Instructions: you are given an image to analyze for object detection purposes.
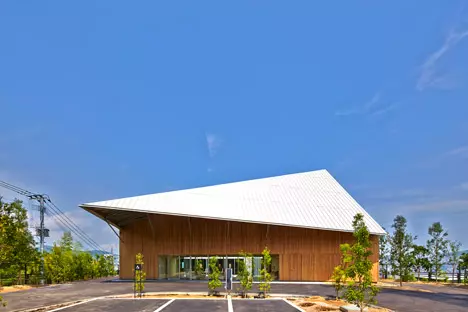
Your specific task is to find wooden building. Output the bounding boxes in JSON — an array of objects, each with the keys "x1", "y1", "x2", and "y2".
[{"x1": 81, "y1": 169, "x2": 385, "y2": 281}]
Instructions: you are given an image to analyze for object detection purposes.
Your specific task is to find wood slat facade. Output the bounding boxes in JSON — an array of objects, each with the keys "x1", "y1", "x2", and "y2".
[{"x1": 119, "y1": 213, "x2": 379, "y2": 281}]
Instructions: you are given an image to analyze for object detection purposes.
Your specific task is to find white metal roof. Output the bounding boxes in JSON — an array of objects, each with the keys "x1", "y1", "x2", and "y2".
[{"x1": 80, "y1": 169, "x2": 386, "y2": 235}]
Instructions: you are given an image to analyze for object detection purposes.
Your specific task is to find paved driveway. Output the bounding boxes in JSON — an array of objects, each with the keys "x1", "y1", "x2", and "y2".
[
  {"x1": 48, "y1": 298, "x2": 299, "y2": 312},
  {"x1": 2, "y1": 279, "x2": 467, "y2": 312}
]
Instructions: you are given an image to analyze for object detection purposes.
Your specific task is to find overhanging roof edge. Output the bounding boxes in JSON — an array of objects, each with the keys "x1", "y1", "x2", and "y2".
[{"x1": 80, "y1": 203, "x2": 386, "y2": 235}]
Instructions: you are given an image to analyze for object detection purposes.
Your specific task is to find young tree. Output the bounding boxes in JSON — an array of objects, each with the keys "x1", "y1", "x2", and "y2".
[
  {"x1": 134, "y1": 253, "x2": 146, "y2": 294},
  {"x1": 236, "y1": 251, "x2": 253, "y2": 298},
  {"x1": 448, "y1": 241, "x2": 461, "y2": 283},
  {"x1": 412, "y1": 245, "x2": 430, "y2": 281},
  {"x1": 379, "y1": 230, "x2": 390, "y2": 279},
  {"x1": 208, "y1": 256, "x2": 222, "y2": 295},
  {"x1": 426, "y1": 222, "x2": 449, "y2": 282},
  {"x1": 343, "y1": 213, "x2": 380, "y2": 312},
  {"x1": 389, "y1": 215, "x2": 416, "y2": 286},
  {"x1": 331, "y1": 243, "x2": 352, "y2": 299},
  {"x1": 194, "y1": 259, "x2": 204, "y2": 280},
  {"x1": 60, "y1": 232, "x2": 74, "y2": 252},
  {"x1": 259, "y1": 246, "x2": 273, "y2": 296}
]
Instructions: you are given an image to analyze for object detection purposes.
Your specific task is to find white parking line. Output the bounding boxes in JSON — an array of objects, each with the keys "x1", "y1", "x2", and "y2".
[
  {"x1": 48, "y1": 298, "x2": 101, "y2": 312},
  {"x1": 227, "y1": 295, "x2": 233, "y2": 312},
  {"x1": 153, "y1": 299, "x2": 175, "y2": 312}
]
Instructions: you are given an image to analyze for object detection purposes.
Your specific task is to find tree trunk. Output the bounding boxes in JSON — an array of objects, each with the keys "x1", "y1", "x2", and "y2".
[
  {"x1": 452, "y1": 266, "x2": 455, "y2": 284},
  {"x1": 417, "y1": 267, "x2": 420, "y2": 281},
  {"x1": 399, "y1": 264, "x2": 403, "y2": 287}
]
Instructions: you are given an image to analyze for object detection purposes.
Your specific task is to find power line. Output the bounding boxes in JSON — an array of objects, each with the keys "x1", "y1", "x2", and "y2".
[
  {"x1": 45, "y1": 200, "x2": 103, "y2": 251},
  {"x1": 45, "y1": 202, "x2": 105, "y2": 253},
  {"x1": 46, "y1": 199, "x2": 105, "y2": 252},
  {"x1": 0, "y1": 180, "x2": 107, "y2": 254}
]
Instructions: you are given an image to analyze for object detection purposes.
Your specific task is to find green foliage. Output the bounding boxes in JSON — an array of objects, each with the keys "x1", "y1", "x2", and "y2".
[
  {"x1": 236, "y1": 251, "x2": 253, "y2": 298},
  {"x1": 448, "y1": 241, "x2": 461, "y2": 282},
  {"x1": 389, "y1": 215, "x2": 416, "y2": 286},
  {"x1": 259, "y1": 246, "x2": 273, "y2": 295},
  {"x1": 194, "y1": 259, "x2": 204, "y2": 280},
  {"x1": 0, "y1": 198, "x2": 39, "y2": 305},
  {"x1": 43, "y1": 232, "x2": 115, "y2": 283},
  {"x1": 460, "y1": 253, "x2": 468, "y2": 284},
  {"x1": 331, "y1": 243, "x2": 352, "y2": 299},
  {"x1": 426, "y1": 222, "x2": 449, "y2": 282},
  {"x1": 378, "y1": 229, "x2": 390, "y2": 279},
  {"x1": 412, "y1": 245, "x2": 430, "y2": 281},
  {"x1": 342, "y1": 213, "x2": 380, "y2": 312},
  {"x1": 208, "y1": 256, "x2": 222, "y2": 293},
  {"x1": 134, "y1": 253, "x2": 146, "y2": 293}
]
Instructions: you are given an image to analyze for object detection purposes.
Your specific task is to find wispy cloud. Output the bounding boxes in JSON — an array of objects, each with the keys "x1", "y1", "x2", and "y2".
[
  {"x1": 335, "y1": 93, "x2": 398, "y2": 117},
  {"x1": 335, "y1": 93, "x2": 380, "y2": 116},
  {"x1": 417, "y1": 28, "x2": 468, "y2": 91},
  {"x1": 445, "y1": 145, "x2": 468, "y2": 158},
  {"x1": 370, "y1": 102, "x2": 399, "y2": 116},
  {"x1": 205, "y1": 133, "x2": 222, "y2": 158},
  {"x1": 459, "y1": 182, "x2": 468, "y2": 191}
]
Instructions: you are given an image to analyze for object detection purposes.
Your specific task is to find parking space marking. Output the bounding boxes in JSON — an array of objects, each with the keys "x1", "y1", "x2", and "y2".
[
  {"x1": 48, "y1": 298, "x2": 100, "y2": 312},
  {"x1": 227, "y1": 295, "x2": 233, "y2": 312},
  {"x1": 162, "y1": 299, "x2": 228, "y2": 312},
  {"x1": 154, "y1": 299, "x2": 175, "y2": 312}
]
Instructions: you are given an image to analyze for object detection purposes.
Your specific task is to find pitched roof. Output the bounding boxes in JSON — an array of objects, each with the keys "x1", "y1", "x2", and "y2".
[{"x1": 80, "y1": 169, "x2": 386, "y2": 235}]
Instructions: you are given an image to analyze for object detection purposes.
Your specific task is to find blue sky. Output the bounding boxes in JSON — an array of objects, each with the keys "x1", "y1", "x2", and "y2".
[{"x1": 1, "y1": 1, "x2": 468, "y2": 251}]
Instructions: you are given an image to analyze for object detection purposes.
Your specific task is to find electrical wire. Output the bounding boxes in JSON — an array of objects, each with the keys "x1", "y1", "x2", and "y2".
[
  {"x1": 45, "y1": 202, "x2": 106, "y2": 253},
  {"x1": 0, "y1": 180, "x2": 107, "y2": 254}
]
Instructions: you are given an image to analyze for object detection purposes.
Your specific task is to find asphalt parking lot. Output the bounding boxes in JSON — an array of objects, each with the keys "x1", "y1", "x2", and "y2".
[
  {"x1": 3, "y1": 279, "x2": 468, "y2": 312},
  {"x1": 50, "y1": 298, "x2": 301, "y2": 312}
]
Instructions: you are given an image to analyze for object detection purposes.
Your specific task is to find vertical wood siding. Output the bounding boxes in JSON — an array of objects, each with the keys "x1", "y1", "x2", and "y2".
[{"x1": 119, "y1": 214, "x2": 379, "y2": 281}]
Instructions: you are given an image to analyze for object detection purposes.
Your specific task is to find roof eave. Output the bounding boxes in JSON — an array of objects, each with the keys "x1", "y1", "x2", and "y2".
[{"x1": 79, "y1": 203, "x2": 386, "y2": 236}]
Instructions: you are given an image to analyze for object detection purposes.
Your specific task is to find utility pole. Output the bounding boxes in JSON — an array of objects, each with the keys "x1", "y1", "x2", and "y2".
[
  {"x1": 39, "y1": 196, "x2": 45, "y2": 285},
  {"x1": 28, "y1": 194, "x2": 49, "y2": 285}
]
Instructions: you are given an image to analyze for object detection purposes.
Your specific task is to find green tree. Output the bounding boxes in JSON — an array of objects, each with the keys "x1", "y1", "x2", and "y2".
[
  {"x1": 134, "y1": 253, "x2": 146, "y2": 294},
  {"x1": 236, "y1": 251, "x2": 253, "y2": 298},
  {"x1": 60, "y1": 232, "x2": 74, "y2": 252},
  {"x1": 412, "y1": 245, "x2": 430, "y2": 281},
  {"x1": 427, "y1": 222, "x2": 449, "y2": 282},
  {"x1": 105, "y1": 254, "x2": 116, "y2": 276},
  {"x1": 343, "y1": 213, "x2": 380, "y2": 312},
  {"x1": 194, "y1": 259, "x2": 204, "y2": 280},
  {"x1": 0, "y1": 199, "x2": 38, "y2": 289},
  {"x1": 208, "y1": 256, "x2": 222, "y2": 294},
  {"x1": 331, "y1": 243, "x2": 352, "y2": 299},
  {"x1": 447, "y1": 241, "x2": 461, "y2": 283},
  {"x1": 389, "y1": 215, "x2": 416, "y2": 286},
  {"x1": 259, "y1": 246, "x2": 273, "y2": 296},
  {"x1": 96, "y1": 254, "x2": 111, "y2": 277},
  {"x1": 460, "y1": 253, "x2": 468, "y2": 284},
  {"x1": 379, "y1": 230, "x2": 390, "y2": 279}
]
